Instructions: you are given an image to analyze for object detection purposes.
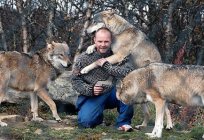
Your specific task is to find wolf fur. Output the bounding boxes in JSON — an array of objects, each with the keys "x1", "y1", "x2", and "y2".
[
  {"x1": 80, "y1": 10, "x2": 173, "y2": 130},
  {"x1": 0, "y1": 41, "x2": 72, "y2": 126},
  {"x1": 117, "y1": 62, "x2": 204, "y2": 138}
]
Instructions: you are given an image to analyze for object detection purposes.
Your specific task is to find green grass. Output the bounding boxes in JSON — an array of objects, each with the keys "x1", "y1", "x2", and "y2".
[{"x1": 0, "y1": 103, "x2": 203, "y2": 140}]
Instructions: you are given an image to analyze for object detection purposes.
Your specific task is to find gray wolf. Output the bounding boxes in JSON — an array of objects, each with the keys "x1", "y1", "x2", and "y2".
[
  {"x1": 117, "y1": 62, "x2": 204, "y2": 138},
  {"x1": 80, "y1": 10, "x2": 172, "y2": 129},
  {"x1": 0, "y1": 41, "x2": 72, "y2": 126}
]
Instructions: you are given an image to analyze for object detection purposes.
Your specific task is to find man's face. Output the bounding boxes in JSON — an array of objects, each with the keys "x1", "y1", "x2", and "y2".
[{"x1": 94, "y1": 30, "x2": 112, "y2": 54}]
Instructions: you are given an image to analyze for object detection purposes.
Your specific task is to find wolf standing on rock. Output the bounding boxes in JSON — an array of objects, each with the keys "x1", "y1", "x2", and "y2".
[
  {"x1": 0, "y1": 41, "x2": 72, "y2": 127},
  {"x1": 81, "y1": 10, "x2": 173, "y2": 130}
]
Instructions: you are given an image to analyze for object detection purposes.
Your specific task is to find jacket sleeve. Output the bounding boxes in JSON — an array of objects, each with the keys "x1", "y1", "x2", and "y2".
[
  {"x1": 71, "y1": 59, "x2": 94, "y2": 96},
  {"x1": 101, "y1": 56, "x2": 134, "y2": 78}
]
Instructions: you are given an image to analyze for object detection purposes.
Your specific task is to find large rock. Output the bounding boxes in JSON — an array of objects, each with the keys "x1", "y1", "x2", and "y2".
[
  {"x1": 4, "y1": 71, "x2": 79, "y2": 106},
  {"x1": 47, "y1": 71, "x2": 79, "y2": 105}
]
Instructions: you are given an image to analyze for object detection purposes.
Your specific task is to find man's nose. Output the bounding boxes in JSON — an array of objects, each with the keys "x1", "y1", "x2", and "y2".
[{"x1": 102, "y1": 42, "x2": 106, "y2": 46}]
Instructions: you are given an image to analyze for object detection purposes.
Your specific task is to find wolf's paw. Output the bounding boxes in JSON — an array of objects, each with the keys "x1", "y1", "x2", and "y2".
[
  {"x1": 86, "y1": 45, "x2": 95, "y2": 54},
  {"x1": 80, "y1": 67, "x2": 90, "y2": 74},
  {"x1": 31, "y1": 117, "x2": 44, "y2": 122},
  {"x1": 145, "y1": 133, "x2": 161, "y2": 139},
  {"x1": 55, "y1": 117, "x2": 62, "y2": 123},
  {"x1": 0, "y1": 121, "x2": 8, "y2": 127},
  {"x1": 165, "y1": 124, "x2": 173, "y2": 130},
  {"x1": 135, "y1": 124, "x2": 147, "y2": 130}
]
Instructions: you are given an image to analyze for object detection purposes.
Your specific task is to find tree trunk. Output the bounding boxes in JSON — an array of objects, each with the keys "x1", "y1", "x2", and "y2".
[
  {"x1": 73, "y1": 0, "x2": 94, "y2": 64},
  {"x1": 47, "y1": 0, "x2": 56, "y2": 41},
  {"x1": 16, "y1": 0, "x2": 29, "y2": 53},
  {"x1": 196, "y1": 47, "x2": 204, "y2": 65},
  {"x1": 0, "y1": 16, "x2": 7, "y2": 51},
  {"x1": 163, "y1": 1, "x2": 175, "y2": 63}
]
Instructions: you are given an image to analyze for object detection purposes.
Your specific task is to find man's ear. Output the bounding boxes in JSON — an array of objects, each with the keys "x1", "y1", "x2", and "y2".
[{"x1": 93, "y1": 37, "x2": 96, "y2": 43}]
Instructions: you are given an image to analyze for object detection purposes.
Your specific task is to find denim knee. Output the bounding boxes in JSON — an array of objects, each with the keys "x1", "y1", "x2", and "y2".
[{"x1": 78, "y1": 112, "x2": 103, "y2": 128}]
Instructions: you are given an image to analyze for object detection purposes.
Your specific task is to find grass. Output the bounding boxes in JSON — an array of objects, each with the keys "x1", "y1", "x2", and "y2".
[{"x1": 0, "y1": 102, "x2": 203, "y2": 140}]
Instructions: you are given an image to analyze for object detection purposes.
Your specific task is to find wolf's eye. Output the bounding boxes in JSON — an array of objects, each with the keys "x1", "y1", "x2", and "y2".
[{"x1": 57, "y1": 54, "x2": 64, "y2": 58}]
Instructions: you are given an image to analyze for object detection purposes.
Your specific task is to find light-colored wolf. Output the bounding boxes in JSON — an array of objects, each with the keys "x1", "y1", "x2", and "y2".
[
  {"x1": 80, "y1": 10, "x2": 173, "y2": 130},
  {"x1": 117, "y1": 62, "x2": 204, "y2": 138},
  {"x1": 0, "y1": 41, "x2": 72, "y2": 126}
]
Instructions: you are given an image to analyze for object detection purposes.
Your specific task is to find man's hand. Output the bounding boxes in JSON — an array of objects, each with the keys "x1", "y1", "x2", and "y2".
[
  {"x1": 93, "y1": 84, "x2": 104, "y2": 96},
  {"x1": 96, "y1": 58, "x2": 107, "y2": 66}
]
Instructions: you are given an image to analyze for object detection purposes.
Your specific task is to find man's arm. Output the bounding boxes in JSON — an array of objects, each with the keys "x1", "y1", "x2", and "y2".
[
  {"x1": 71, "y1": 74, "x2": 93, "y2": 96},
  {"x1": 100, "y1": 56, "x2": 134, "y2": 78},
  {"x1": 71, "y1": 55, "x2": 105, "y2": 96},
  {"x1": 71, "y1": 57, "x2": 94, "y2": 96}
]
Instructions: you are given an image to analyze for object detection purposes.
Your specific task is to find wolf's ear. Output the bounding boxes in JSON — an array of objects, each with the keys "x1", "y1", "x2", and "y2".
[
  {"x1": 62, "y1": 42, "x2": 69, "y2": 51},
  {"x1": 51, "y1": 41, "x2": 57, "y2": 47},
  {"x1": 47, "y1": 43, "x2": 54, "y2": 51},
  {"x1": 106, "y1": 9, "x2": 115, "y2": 14},
  {"x1": 62, "y1": 41, "x2": 67, "y2": 45},
  {"x1": 104, "y1": 9, "x2": 115, "y2": 19}
]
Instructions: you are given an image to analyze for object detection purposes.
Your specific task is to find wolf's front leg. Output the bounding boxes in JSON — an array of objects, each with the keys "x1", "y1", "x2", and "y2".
[
  {"x1": 81, "y1": 63, "x2": 99, "y2": 74},
  {"x1": 30, "y1": 93, "x2": 44, "y2": 122},
  {"x1": 36, "y1": 88, "x2": 62, "y2": 122},
  {"x1": 145, "y1": 99, "x2": 165, "y2": 138},
  {"x1": 81, "y1": 52, "x2": 126, "y2": 74},
  {"x1": 86, "y1": 44, "x2": 96, "y2": 54}
]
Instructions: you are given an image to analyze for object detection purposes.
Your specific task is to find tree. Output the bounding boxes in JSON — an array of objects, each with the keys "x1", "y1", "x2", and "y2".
[{"x1": 16, "y1": 0, "x2": 29, "y2": 53}]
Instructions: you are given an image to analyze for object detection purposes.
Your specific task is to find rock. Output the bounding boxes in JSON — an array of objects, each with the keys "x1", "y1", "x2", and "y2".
[
  {"x1": 0, "y1": 114, "x2": 24, "y2": 123},
  {"x1": 47, "y1": 71, "x2": 79, "y2": 105},
  {"x1": 34, "y1": 128, "x2": 43, "y2": 135}
]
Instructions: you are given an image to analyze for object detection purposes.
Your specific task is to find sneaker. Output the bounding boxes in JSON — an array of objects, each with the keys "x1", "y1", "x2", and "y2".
[{"x1": 117, "y1": 124, "x2": 133, "y2": 132}]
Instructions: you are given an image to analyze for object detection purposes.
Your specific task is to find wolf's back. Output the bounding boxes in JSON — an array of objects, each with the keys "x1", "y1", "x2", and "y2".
[{"x1": 0, "y1": 51, "x2": 37, "y2": 70}]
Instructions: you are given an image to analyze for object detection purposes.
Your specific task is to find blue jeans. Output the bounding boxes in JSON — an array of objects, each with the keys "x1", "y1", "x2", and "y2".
[{"x1": 76, "y1": 87, "x2": 134, "y2": 128}]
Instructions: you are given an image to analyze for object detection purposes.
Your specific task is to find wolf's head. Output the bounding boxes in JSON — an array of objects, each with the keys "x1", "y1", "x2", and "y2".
[
  {"x1": 87, "y1": 10, "x2": 130, "y2": 35},
  {"x1": 46, "y1": 41, "x2": 72, "y2": 70},
  {"x1": 116, "y1": 79, "x2": 136, "y2": 105},
  {"x1": 116, "y1": 71, "x2": 147, "y2": 105}
]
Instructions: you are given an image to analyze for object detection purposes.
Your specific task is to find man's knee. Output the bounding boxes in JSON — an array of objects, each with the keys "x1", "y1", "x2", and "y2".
[{"x1": 78, "y1": 112, "x2": 103, "y2": 128}]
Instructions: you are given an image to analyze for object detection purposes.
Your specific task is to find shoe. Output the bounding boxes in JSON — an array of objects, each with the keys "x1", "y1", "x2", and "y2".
[{"x1": 117, "y1": 124, "x2": 133, "y2": 132}]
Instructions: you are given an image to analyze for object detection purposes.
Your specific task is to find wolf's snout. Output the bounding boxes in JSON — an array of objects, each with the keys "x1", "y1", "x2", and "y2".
[
  {"x1": 63, "y1": 60, "x2": 72, "y2": 68},
  {"x1": 66, "y1": 62, "x2": 72, "y2": 68}
]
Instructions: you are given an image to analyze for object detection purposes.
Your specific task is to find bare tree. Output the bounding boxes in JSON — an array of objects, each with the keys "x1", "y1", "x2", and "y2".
[
  {"x1": 0, "y1": 16, "x2": 7, "y2": 51},
  {"x1": 47, "y1": 0, "x2": 57, "y2": 41},
  {"x1": 73, "y1": 0, "x2": 94, "y2": 63},
  {"x1": 16, "y1": 0, "x2": 29, "y2": 53},
  {"x1": 163, "y1": 1, "x2": 175, "y2": 63}
]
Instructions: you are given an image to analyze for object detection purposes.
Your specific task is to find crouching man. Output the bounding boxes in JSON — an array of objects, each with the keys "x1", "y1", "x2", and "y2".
[{"x1": 71, "y1": 27, "x2": 134, "y2": 131}]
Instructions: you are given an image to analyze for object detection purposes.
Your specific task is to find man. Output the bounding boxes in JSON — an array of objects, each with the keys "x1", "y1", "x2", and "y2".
[{"x1": 71, "y1": 27, "x2": 134, "y2": 131}]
